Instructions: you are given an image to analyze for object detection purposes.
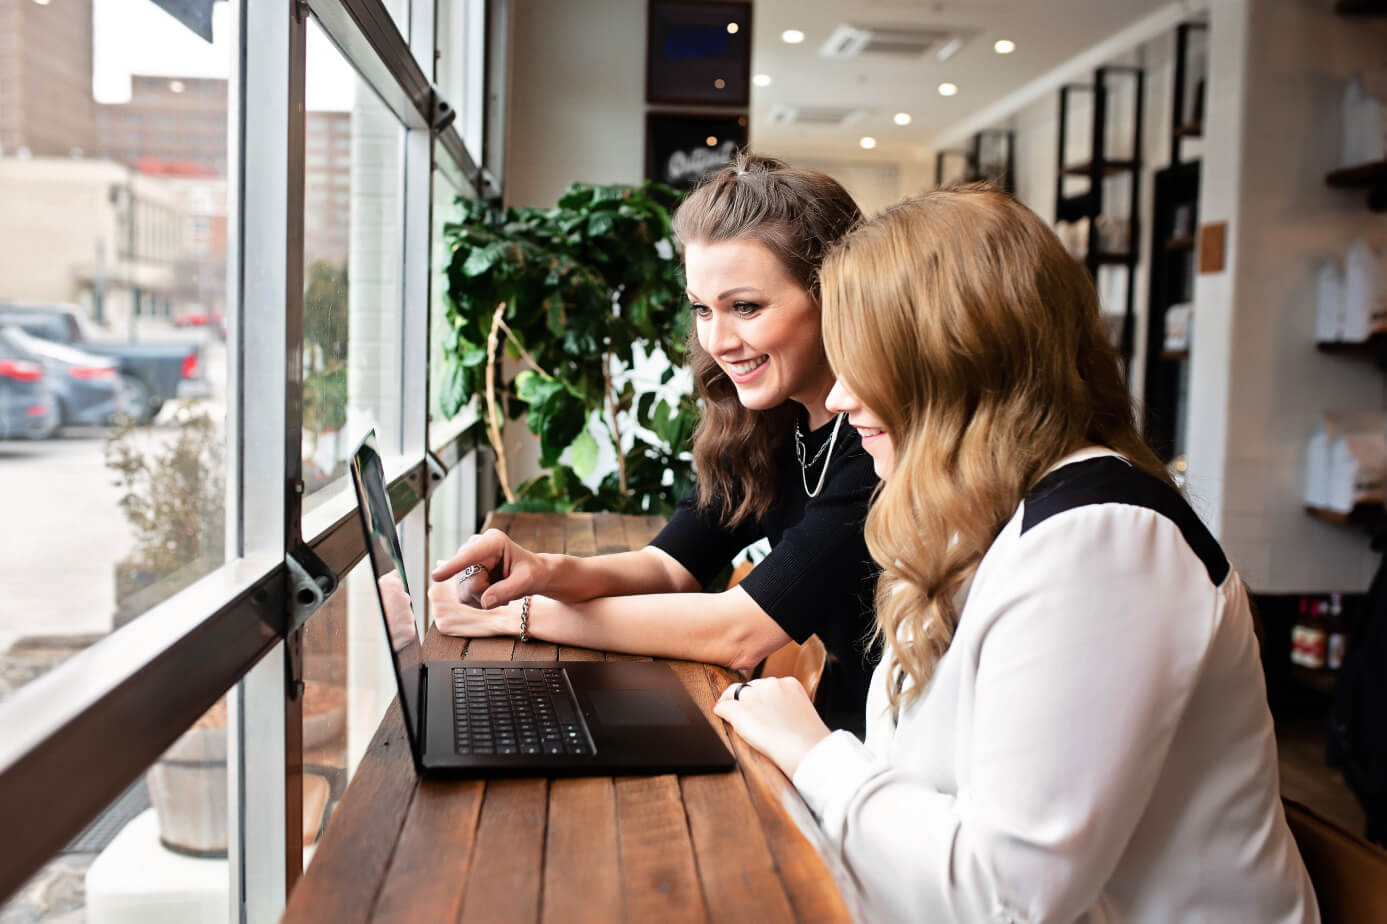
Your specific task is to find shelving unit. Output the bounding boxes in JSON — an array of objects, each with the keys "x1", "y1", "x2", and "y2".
[
  {"x1": 1326, "y1": 159, "x2": 1387, "y2": 212},
  {"x1": 934, "y1": 129, "x2": 1016, "y2": 193},
  {"x1": 1054, "y1": 66, "x2": 1145, "y2": 364},
  {"x1": 1141, "y1": 22, "x2": 1205, "y2": 463}
]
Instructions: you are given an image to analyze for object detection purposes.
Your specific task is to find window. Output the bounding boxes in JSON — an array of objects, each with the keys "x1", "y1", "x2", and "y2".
[{"x1": 0, "y1": 0, "x2": 494, "y2": 913}]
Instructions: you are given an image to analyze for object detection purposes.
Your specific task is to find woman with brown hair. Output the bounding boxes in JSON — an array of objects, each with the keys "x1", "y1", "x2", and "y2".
[
  {"x1": 430, "y1": 153, "x2": 880, "y2": 731},
  {"x1": 717, "y1": 187, "x2": 1318, "y2": 922}
]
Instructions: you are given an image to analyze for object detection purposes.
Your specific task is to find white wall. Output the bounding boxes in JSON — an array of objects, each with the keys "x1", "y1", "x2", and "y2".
[
  {"x1": 1188, "y1": 0, "x2": 1387, "y2": 592},
  {"x1": 503, "y1": 0, "x2": 647, "y2": 209}
]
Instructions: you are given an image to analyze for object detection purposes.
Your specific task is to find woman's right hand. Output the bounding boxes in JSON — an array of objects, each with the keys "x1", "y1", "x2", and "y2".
[{"x1": 431, "y1": 528, "x2": 549, "y2": 609}]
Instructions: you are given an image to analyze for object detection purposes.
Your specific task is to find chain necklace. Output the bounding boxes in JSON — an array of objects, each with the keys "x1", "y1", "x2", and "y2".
[{"x1": 794, "y1": 412, "x2": 846, "y2": 498}]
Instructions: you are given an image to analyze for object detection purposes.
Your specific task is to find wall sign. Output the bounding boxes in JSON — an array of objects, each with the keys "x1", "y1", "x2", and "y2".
[
  {"x1": 646, "y1": 1, "x2": 752, "y2": 106},
  {"x1": 646, "y1": 112, "x2": 748, "y2": 191}
]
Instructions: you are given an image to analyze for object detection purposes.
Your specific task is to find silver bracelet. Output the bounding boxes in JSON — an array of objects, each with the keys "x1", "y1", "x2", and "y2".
[{"x1": 519, "y1": 595, "x2": 531, "y2": 643}]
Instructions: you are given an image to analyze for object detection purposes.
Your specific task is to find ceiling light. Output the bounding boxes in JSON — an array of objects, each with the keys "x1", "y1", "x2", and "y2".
[
  {"x1": 752, "y1": 73, "x2": 772, "y2": 87},
  {"x1": 714, "y1": 78, "x2": 726, "y2": 89},
  {"x1": 781, "y1": 29, "x2": 805, "y2": 44},
  {"x1": 859, "y1": 136, "x2": 877, "y2": 150},
  {"x1": 893, "y1": 112, "x2": 912, "y2": 126},
  {"x1": 726, "y1": 22, "x2": 739, "y2": 34},
  {"x1": 994, "y1": 39, "x2": 1016, "y2": 54},
  {"x1": 938, "y1": 82, "x2": 958, "y2": 97},
  {"x1": 169, "y1": 80, "x2": 185, "y2": 93},
  {"x1": 31, "y1": 0, "x2": 50, "y2": 6},
  {"x1": 706, "y1": 136, "x2": 718, "y2": 147}
]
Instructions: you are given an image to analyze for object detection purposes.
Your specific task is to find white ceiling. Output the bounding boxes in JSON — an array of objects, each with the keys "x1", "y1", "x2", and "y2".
[{"x1": 748, "y1": 0, "x2": 1178, "y2": 162}]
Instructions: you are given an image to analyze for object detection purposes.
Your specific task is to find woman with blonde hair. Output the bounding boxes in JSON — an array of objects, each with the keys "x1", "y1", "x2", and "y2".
[
  {"x1": 431, "y1": 154, "x2": 880, "y2": 731},
  {"x1": 717, "y1": 186, "x2": 1318, "y2": 922}
]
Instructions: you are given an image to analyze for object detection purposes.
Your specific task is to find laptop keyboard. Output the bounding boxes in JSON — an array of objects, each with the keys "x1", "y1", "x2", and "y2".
[{"x1": 452, "y1": 667, "x2": 594, "y2": 756}]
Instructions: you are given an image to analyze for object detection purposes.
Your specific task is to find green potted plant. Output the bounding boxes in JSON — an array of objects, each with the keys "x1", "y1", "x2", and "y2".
[{"x1": 439, "y1": 182, "x2": 699, "y2": 515}]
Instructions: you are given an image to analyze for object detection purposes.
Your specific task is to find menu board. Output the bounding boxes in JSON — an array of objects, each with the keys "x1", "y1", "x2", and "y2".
[
  {"x1": 646, "y1": 1, "x2": 752, "y2": 106},
  {"x1": 646, "y1": 111, "x2": 749, "y2": 191}
]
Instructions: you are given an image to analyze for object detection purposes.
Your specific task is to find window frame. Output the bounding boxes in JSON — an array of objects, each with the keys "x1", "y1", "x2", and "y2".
[{"x1": 0, "y1": 0, "x2": 500, "y2": 911}]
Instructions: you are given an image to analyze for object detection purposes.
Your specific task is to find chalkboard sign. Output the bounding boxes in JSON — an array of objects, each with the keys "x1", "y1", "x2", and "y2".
[
  {"x1": 646, "y1": 112, "x2": 749, "y2": 191},
  {"x1": 647, "y1": 1, "x2": 752, "y2": 106}
]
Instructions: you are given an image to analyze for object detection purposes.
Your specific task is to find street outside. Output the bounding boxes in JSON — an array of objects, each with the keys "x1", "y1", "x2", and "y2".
[{"x1": 0, "y1": 319, "x2": 228, "y2": 694}]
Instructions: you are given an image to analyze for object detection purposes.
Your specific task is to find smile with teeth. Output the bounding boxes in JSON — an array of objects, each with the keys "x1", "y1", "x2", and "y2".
[
  {"x1": 856, "y1": 426, "x2": 887, "y2": 438},
  {"x1": 726, "y1": 355, "x2": 769, "y2": 376}
]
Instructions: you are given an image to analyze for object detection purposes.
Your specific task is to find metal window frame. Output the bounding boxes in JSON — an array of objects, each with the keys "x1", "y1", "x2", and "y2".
[{"x1": 0, "y1": 0, "x2": 499, "y2": 907}]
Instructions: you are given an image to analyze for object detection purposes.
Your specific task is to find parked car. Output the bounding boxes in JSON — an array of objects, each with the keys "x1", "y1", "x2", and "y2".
[
  {"x1": 0, "y1": 334, "x2": 58, "y2": 440},
  {"x1": 0, "y1": 325, "x2": 127, "y2": 430},
  {"x1": 0, "y1": 302, "x2": 210, "y2": 423}
]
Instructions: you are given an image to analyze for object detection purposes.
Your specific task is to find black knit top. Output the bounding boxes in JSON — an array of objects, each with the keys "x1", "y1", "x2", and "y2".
[{"x1": 650, "y1": 412, "x2": 881, "y2": 734}]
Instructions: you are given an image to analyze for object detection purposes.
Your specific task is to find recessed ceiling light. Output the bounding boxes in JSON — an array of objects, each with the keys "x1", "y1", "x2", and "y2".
[
  {"x1": 752, "y1": 73, "x2": 772, "y2": 87},
  {"x1": 938, "y1": 82, "x2": 959, "y2": 97},
  {"x1": 781, "y1": 29, "x2": 805, "y2": 44},
  {"x1": 994, "y1": 39, "x2": 1016, "y2": 54},
  {"x1": 726, "y1": 22, "x2": 739, "y2": 34},
  {"x1": 706, "y1": 136, "x2": 718, "y2": 147},
  {"x1": 893, "y1": 112, "x2": 912, "y2": 126},
  {"x1": 859, "y1": 136, "x2": 877, "y2": 150},
  {"x1": 31, "y1": 0, "x2": 50, "y2": 6},
  {"x1": 169, "y1": 80, "x2": 185, "y2": 93},
  {"x1": 714, "y1": 78, "x2": 726, "y2": 89}
]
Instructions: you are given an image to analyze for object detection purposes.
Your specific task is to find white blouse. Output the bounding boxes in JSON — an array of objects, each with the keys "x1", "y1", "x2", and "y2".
[{"x1": 792, "y1": 450, "x2": 1319, "y2": 923}]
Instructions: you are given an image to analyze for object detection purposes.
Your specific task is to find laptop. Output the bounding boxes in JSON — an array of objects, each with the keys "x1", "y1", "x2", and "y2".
[{"x1": 349, "y1": 430, "x2": 735, "y2": 778}]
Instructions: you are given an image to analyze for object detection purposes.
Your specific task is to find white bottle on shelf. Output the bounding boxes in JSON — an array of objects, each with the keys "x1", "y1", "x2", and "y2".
[{"x1": 1315, "y1": 260, "x2": 1345, "y2": 343}]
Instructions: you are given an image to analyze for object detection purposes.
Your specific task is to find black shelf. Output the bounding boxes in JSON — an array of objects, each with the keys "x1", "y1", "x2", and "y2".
[
  {"x1": 1060, "y1": 159, "x2": 1139, "y2": 178},
  {"x1": 1327, "y1": 160, "x2": 1387, "y2": 187},
  {"x1": 1325, "y1": 160, "x2": 1387, "y2": 212},
  {"x1": 934, "y1": 130, "x2": 1015, "y2": 193},
  {"x1": 1054, "y1": 67, "x2": 1145, "y2": 365},
  {"x1": 1335, "y1": 0, "x2": 1387, "y2": 14},
  {"x1": 1141, "y1": 22, "x2": 1205, "y2": 464}
]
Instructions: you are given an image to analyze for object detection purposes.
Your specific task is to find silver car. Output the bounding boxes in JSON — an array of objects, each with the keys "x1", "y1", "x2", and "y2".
[{"x1": 0, "y1": 326, "x2": 128, "y2": 432}]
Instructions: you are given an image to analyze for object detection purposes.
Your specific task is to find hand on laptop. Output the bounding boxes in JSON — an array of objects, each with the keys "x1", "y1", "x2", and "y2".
[{"x1": 432, "y1": 528, "x2": 548, "y2": 609}]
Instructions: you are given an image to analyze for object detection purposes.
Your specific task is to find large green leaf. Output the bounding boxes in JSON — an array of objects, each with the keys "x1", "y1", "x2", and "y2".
[{"x1": 568, "y1": 427, "x2": 599, "y2": 479}]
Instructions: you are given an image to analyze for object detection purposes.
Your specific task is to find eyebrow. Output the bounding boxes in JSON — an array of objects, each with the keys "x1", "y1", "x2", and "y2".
[{"x1": 686, "y1": 286, "x2": 765, "y2": 302}]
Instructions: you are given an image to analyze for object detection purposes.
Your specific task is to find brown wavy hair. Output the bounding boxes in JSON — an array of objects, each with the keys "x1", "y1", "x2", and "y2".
[
  {"x1": 820, "y1": 186, "x2": 1172, "y2": 711},
  {"x1": 672, "y1": 152, "x2": 863, "y2": 527}
]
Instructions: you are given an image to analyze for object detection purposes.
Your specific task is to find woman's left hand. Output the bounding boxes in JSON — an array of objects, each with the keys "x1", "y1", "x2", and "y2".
[{"x1": 714, "y1": 676, "x2": 833, "y2": 779}]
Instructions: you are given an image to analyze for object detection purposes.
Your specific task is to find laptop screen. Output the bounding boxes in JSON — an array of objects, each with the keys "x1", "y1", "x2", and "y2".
[{"x1": 348, "y1": 430, "x2": 424, "y2": 753}]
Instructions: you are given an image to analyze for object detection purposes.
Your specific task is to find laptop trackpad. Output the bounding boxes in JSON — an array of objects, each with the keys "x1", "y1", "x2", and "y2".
[{"x1": 590, "y1": 689, "x2": 689, "y2": 727}]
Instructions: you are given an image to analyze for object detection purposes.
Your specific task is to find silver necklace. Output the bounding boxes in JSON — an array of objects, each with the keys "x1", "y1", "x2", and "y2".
[{"x1": 795, "y1": 412, "x2": 846, "y2": 498}]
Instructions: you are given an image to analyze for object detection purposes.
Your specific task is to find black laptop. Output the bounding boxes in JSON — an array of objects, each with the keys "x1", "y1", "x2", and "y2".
[{"x1": 348, "y1": 430, "x2": 734, "y2": 778}]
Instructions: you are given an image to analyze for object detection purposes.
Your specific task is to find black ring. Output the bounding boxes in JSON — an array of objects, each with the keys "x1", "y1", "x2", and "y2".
[{"x1": 733, "y1": 682, "x2": 750, "y2": 701}]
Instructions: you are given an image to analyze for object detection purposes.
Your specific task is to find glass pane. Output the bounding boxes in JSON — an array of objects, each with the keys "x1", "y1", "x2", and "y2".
[
  {"x1": 429, "y1": 452, "x2": 478, "y2": 583},
  {"x1": 302, "y1": 533, "x2": 419, "y2": 870},
  {"x1": 302, "y1": 17, "x2": 405, "y2": 510},
  {"x1": 428, "y1": 160, "x2": 479, "y2": 448},
  {"x1": 0, "y1": 0, "x2": 234, "y2": 704},
  {"x1": 436, "y1": 0, "x2": 485, "y2": 162},
  {"x1": 0, "y1": 682, "x2": 237, "y2": 922}
]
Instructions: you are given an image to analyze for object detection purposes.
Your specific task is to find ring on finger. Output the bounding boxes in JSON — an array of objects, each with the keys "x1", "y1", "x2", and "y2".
[{"x1": 458, "y1": 563, "x2": 485, "y2": 584}]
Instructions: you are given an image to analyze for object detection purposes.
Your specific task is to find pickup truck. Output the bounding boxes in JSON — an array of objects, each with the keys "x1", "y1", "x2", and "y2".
[{"x1": 0, "y1": 302, "x2": 210, "y2": 423}]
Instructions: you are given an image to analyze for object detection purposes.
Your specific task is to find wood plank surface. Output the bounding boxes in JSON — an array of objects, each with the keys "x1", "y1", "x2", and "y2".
[
  {"x1": 668, "y1": 661, "x2": 796, "y2": 922},
  {"x1": 458, "y1": 778, "x2": 550, "y2": 924},
  {"x1": 282, "y1": 512, "x2": 851, "y2": 924},
  {"x1": 542, "y1": 777, "x2": 622, "y2": 923},
  {"x1": 615, "y1": 773, "x2": 708, "y2": 923},
  {"x1": 285, "y1": 700, "x2": 418, "y2": 924},
  {"x1": 700, "y1": 665, "x2": 853, "y2": 922}
]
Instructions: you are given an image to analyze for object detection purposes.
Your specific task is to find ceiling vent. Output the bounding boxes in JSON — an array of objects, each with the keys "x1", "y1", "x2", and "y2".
[
  {"x1": 820, "y1": 24, "x2": 971, "y2": 60},
  {"x1": 767, "y1": 104, "x2": 867, "y2": 128}
]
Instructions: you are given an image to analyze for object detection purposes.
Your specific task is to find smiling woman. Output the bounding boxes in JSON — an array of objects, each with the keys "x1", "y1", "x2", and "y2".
[{"x1": 431, "y1": 154, "x2": 884, "y2": 733}]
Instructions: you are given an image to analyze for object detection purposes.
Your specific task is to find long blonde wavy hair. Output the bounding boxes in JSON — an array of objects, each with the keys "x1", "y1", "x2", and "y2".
[
  {"x1": 672, "y1": 153, "x2": 863, "y2": 528},
  {"x1": 820, "y1": 186, "x2": 1172, "y2": 710}
]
